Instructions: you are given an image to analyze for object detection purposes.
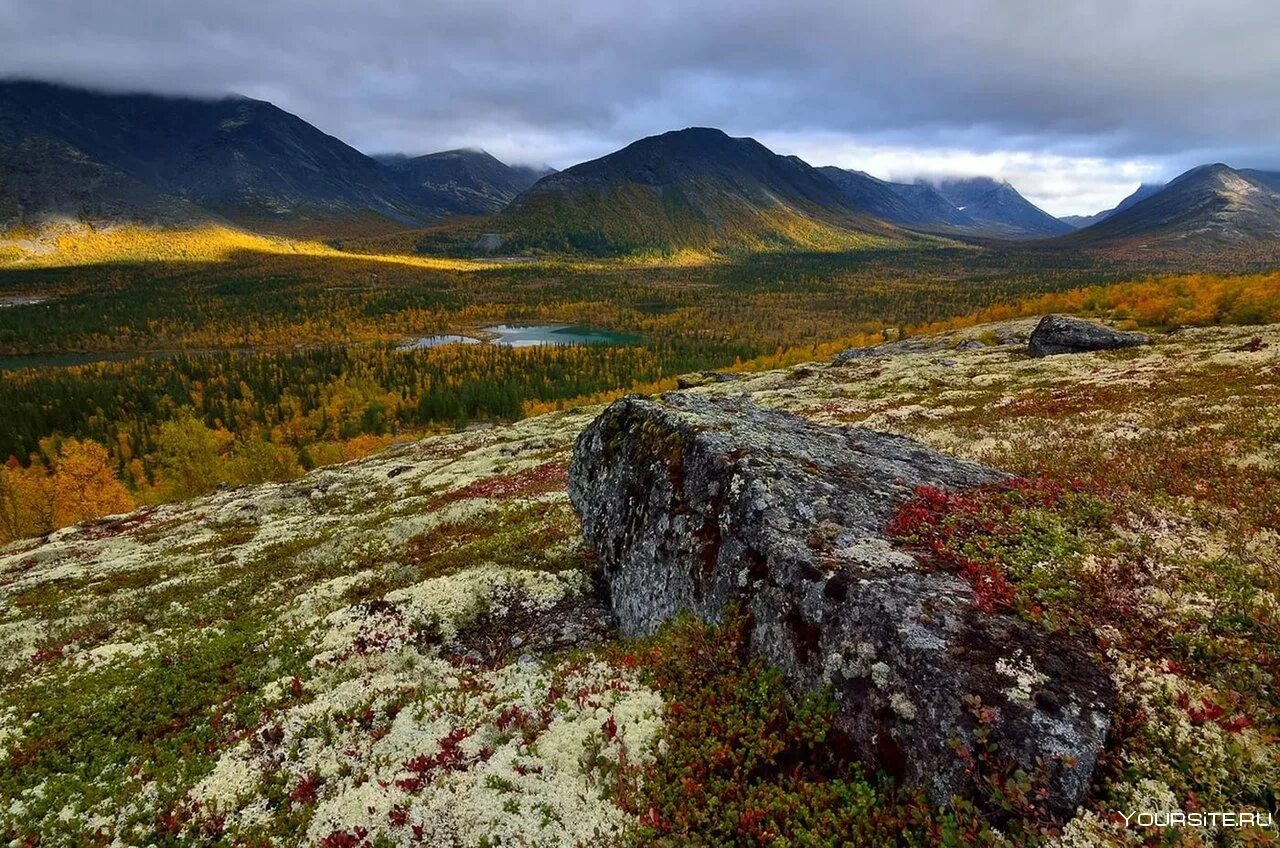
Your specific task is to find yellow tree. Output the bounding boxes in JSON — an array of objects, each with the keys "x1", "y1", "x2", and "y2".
[
  {"x1": 50, "y1": 439, "x2": 134, "y2": 528},
  {"x1": 0, "y1": 457, "x2": 55, "y2": 544}
]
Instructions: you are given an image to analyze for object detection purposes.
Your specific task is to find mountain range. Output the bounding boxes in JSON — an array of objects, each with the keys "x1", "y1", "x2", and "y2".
[
  {"x1": 1060, "y1": 164, "x2": 1280, "y2": 250},
  {"x1": 376, "y1": 149, "x2": 552, "y2": 215},
  {"x1": 1059, "y1": 183, "x2": 1165, "y2": 228},
  {"x1": 816, "y1": 168, "x2": 1072, "y2": 238},
  {"x1": 0, "y1": 80, "x2": 546, "y2": 231},
  {"x1": 816, "y1": 168, "x2": 976, "y2": 232},
  {"x1": 495, "y1": 127, "x2": 901, "y2": 253},
  {"x1": 3, "y1": 80, "x2": 1280, "y2": 256},
  {"x1": 932, "y1": 177, "x2": 1075, "y2": 237}
]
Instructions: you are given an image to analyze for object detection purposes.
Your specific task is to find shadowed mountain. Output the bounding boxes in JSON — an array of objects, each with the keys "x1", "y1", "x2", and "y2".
[
  {"x1": 1060, "y1": 183, "x2": 1165, "y2": 229},
  {"x1": 930, "y1": 177, "x2": 1074, "y2": 238},
  {"x1": 496, "y1": 127, "x2": 903, "y2": 255},
  {"x1": 1062, "y1": 164, "x2": 1280, "y2": 250},
  {"x1": 378, "y1": 149, "x2": 553, "y2": 215},
  {"x1": 0, "y1": 80, "x2": 433, "y2": 229},
  {"x1": 0, "y1": 135, "x2": 211, "y2": 226},
  {"x1": 817, "y1": 167, "x2": 976, "y2": 231}
]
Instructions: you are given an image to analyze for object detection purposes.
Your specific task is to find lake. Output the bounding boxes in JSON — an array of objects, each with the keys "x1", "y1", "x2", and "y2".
[
  {"x1": 404, "y1": 324, "x2": 637, "y2": 350},
  {"x1": 0, "y1": 324, "x2": 639, "y2": 372}
]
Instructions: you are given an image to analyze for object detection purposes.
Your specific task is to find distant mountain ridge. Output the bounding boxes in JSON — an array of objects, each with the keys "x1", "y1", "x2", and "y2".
[
  {"x1": 818, "y1": 167, "x2": 1070, "y2": 238},
  {"x1": 497, "y1": 127, "x2": 903, "y2": 254},
  {"x1": 3, "y1": 80, "x2": 1275, "y2": 257},
  {"x1": 1061, "y1": 164, "x2": 1280, "y2": 250},
  {"x1": 930, "y1": 177, "x2": 1074, "y2": 238},
  {"x1": 377, "y1": 149, "x2": 553, "y2": 215},
  {"x1": 0, "y1": 80, "x2": 433, "y2": 228},
  {"x1": 817, "y1": 167, "x2": 976, "y2": 231},
  {"x1": 1060, "y1": 183, "x2": 1165, "y2": 228},
  {"x1": 0, "y1": 80, "x2": 548, "y2": 231}
]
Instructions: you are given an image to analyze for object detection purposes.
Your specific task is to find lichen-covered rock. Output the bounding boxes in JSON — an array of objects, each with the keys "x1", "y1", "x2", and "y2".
[
  {"x1": 569, "y1": 393, "x2": 1114, "y2": 817},
  {"x1": 1028, "y1": 314, "x2": 1151, "y2": 357},
  {"x1": 675, "y1": 370, "x2": 741, "y2": 389},
  {"x1": 832, "y1": 338, "x2": 940, "y2": 365}
]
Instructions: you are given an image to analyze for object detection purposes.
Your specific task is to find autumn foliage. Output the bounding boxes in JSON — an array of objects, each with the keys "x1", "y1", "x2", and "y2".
[{"x1": 0, "y1": 439, "x2": 132, "y2": 542}]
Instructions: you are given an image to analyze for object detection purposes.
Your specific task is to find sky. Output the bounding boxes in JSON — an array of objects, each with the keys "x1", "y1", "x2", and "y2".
[{"x1": 1, "y1": 0, "x2": 1277, "y2": 216}]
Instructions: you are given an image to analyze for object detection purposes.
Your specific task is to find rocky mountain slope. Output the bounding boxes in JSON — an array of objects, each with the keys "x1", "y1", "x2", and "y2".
[
  {"x1": 0, "y1": 81, "x2": 432, "y2": 229},
  {"x1": 1063, "y1": 164, "x2": 1280, "y2": 250},
  {"x1": 932, "y1": 177, "x2": 1075, "y2": 238},
  {"x1": 496, "y1": 127, "x2": 903, "y2": 254},
  {"x1": 377, "y1": 149, "x2": 552, "y2": 216},
  {"x1": 1, "y1": 318, "x2": 1277, "y2": 845},
  {"x1": 1059, "y1": 183, "x2": 1164, "y2": 229},
  {"x1": 818, "y1": 167, "x2": 978, "y2": 232}
]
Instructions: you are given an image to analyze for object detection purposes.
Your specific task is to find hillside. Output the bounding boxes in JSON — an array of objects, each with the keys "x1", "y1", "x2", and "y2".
[
  {"x1": 378, "y1": 149, "x2": 552, "y2": 215},
  {"x1": 1, "y1": 317, "x2": 1276, "y2": 844},
  {"x1": 818, "y1": 167, "x2": 977, "y2": 231},
  {"x1": 1063, "y1": 164, "x2": 1280, "y2": 251},
  {"x1": 0, "y1": 135, "x2": 212, "y2": 226},
  {"x1": 0, "y1": 80, "x2": 432, "y2": 229},
  {"x1": 495, "y1": 127, "x2": 904, "y2": 255},
  {"x1": 932, "y1": 176, "x2": 1074, "y2": 238}
]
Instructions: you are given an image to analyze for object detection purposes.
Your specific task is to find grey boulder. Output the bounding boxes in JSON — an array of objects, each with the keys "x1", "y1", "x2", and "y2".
[
  {"x1": 569, "y1": 393, "x2": 1113, "y2": 817},
  {"x1": 1028, "y1": 314, "x2": 1150, "y2": 357}
]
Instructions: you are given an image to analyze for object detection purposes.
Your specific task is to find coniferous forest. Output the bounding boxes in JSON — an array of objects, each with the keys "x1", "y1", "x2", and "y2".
[{"x1": 3, "y1": 228, "x2": 1280, "y2": 542}]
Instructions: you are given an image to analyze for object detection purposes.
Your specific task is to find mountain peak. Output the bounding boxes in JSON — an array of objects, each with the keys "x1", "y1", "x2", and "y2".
[
  {"x1": 929, "y1": 176, "x2": 1072, "y2": 237},
  {"x1": 377, "y1": 148, "x2": 549, "y2": 215},
  {"x1": 1062, "y1": 162, "x2": 1280, "y2": 250},
  {"x1": 0, "y1": 79, "x2": 443, "y2": 229},
  {"x1": 497, "y1": 127, "x2": 899, "y2": 254}
]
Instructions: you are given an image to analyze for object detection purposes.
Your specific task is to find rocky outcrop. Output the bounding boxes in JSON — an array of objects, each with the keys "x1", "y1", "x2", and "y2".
[
  {"x1": 832, "y1": 338, "x2": 941, "y2": 365},
  {"x1": 569, "y1": 393, "x2": 1114, "y2": 817},
  {"x1": 675, "y1": 370, "x2": 741, "y2": 389},
  {"x1": 1028, "y1": 314, "x2": 1150, "y2": 357}
]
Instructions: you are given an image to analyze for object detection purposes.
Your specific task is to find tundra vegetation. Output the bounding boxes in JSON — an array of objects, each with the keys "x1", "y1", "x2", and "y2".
[{"x1": 0, "y1": 288, "x2": 1277, "y2": 843}]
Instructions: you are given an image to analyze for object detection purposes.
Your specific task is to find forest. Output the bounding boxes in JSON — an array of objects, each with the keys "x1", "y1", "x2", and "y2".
[{"x1": 3, "y1": 225, "x2": 1280, "y2": 543}]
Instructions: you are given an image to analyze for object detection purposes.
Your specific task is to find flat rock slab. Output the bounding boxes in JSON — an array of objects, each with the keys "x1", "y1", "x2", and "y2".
[
  {"x1": 1029, "y1": 314, "x2": 1151, "y2": 357},
  {"x1": 569, "y1": 393, "x2": 1113, "y2": 816}
]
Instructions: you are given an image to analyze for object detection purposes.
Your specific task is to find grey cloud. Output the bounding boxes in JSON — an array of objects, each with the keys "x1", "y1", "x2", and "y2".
[{"x1": 1, "y1": 0, "x2": 1277, "y2": 198}]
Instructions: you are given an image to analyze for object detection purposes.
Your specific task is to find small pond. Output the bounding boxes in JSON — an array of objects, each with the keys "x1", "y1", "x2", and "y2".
[
  {"x1": 403, "y1": 324, "x2": 637, "y2": 350},
  {"x1": 0, "y1": 324, "x2": 640, "y2": 372}
]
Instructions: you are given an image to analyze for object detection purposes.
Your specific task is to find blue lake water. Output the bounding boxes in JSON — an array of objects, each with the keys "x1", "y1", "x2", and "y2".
[{"x1": 400, "y1": 334, "x2": 482, "y2": 349}]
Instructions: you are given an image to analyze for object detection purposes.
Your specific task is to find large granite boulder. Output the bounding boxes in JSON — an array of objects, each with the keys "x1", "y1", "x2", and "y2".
[
  {"x1": 569, "y1": 394, "x2": 1113, "y2": 817},
  {"x1": 1028, "y1": 314, "x2": 1150, "y2": 357}
]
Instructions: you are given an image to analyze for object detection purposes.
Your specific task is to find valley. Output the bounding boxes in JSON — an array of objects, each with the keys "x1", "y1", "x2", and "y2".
[
  {"x1": 2, "y1": 71, "x2": 1280, "y2": 847},
  {"x1": 3, "y1": 222, "x2": 1278, "y2": 548}
]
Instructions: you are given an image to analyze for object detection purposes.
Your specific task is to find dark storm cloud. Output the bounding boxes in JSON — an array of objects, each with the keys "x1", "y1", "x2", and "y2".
[{"x1": 1, "y1": 0, "x2": 1277, "y2": 214}]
